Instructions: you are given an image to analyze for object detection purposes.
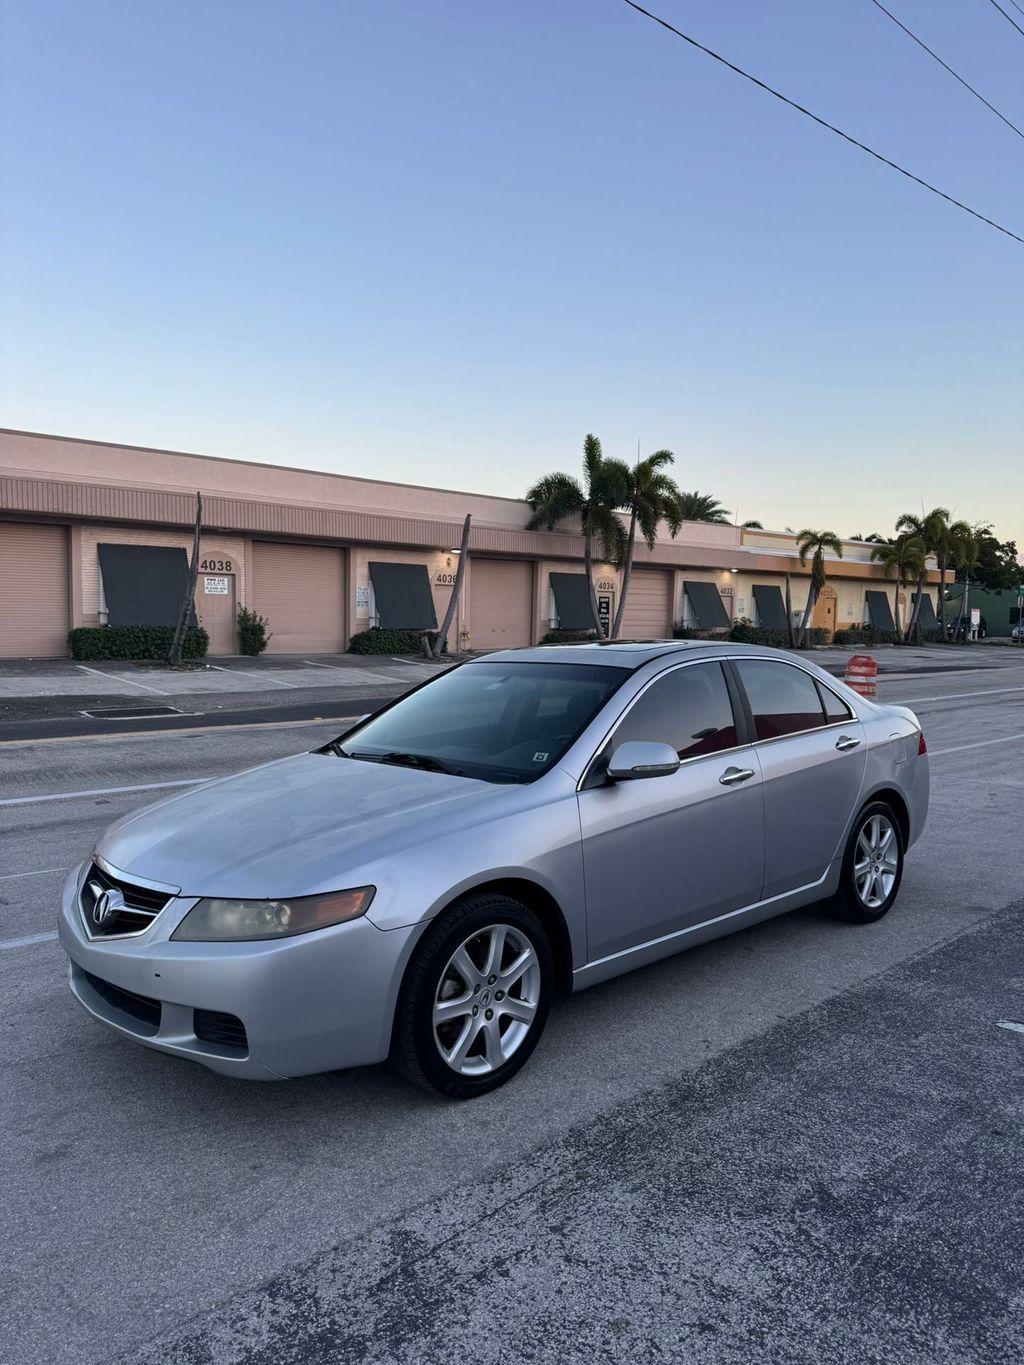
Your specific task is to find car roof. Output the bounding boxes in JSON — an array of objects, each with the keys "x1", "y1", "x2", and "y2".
[{"x1": 476, "y1": 640, "x2": 803, "y2": 670}]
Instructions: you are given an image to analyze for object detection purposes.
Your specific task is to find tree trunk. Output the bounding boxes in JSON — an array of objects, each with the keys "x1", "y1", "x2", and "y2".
[
  {"x1": 893, "y1": 578, "x2": 902, "y2": 641},
  {"x1": 583, "y1": 517, "x2": 604, "y2": 637},
  {"x1": 167, "y1": 492, "x2": 203, "y2": 666},
  {"x1": 937, "y1": 557, "x2": 947, "y2": 638},
  {"x1": 797, "y1": 580, "x2": 817, "y2": 648},
  {"x1": 785, "y1": 573, "x2": 795, "y2": 648},
  {"x1": 905, "y1": 573, "x2": 924, "y2": 643},
  {"x1": 610, "y1": 510, "x2": 637, "y2": 640},
  {"x1": 953, "y1": 577, "x2": 969, "y2": 641},
  {"x1": 431, "y1": 514, "x2": 471, "y2": 658}
]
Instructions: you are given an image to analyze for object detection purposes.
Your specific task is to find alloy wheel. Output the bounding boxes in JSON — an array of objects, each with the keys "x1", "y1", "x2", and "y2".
[
  {"x1": 432, "y1": 924, "x2": 541, "y2": 1076},
  {"x1": 853, "y1": 813, "x2": 899, "y2": 909}
]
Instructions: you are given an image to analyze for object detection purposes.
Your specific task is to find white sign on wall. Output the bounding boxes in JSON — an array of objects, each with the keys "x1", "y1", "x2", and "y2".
[
  {"x1": 203, "y1": 576, "x2": 229, "y2": 595},
  {"x1": 355, "y1": 585, "x2": 371, "y2": 611}
]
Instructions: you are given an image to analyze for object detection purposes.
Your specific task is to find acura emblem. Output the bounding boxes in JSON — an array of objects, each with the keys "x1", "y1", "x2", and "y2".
[{"x1": 89, "y1": 883, "x2": 125, "y2": 927}]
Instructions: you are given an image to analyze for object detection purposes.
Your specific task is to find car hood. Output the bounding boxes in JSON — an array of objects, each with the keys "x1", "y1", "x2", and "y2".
[{"x1": 95, "y1": 752, "x2": 510, "y2": 899}]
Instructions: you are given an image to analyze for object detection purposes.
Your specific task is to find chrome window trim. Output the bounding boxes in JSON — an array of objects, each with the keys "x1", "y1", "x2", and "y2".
[{"x1": 577, "y1": 657, "x2": 752, "y2": 792}]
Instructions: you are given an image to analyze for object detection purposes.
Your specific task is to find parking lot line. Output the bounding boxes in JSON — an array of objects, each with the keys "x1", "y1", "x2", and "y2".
[
  {"x1": 894, "y1": 684, "x2": 1024, "y2": 705},
  {"x1": 208, "y1": 664, "x2": 298, "y2": 688},
  {"x1": 0, "y1": 867, "x2": 65, "y2": 881},
  {"x1": 0, "y1": 932, "x2": 58, "y2": 951},
  {"x1": 929, "y1": 732, "x2": 1024, "y2": 757},
  {"x1": 0, "y1": 777, "x2": 207, "y2": 808},
  {"x1": 75, "y1": 664, "x2": 169, "y2": 696}
]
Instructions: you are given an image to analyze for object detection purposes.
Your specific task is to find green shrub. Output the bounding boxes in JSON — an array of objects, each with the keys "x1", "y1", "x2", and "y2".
[
  {"x1": 348, "y1": 627, "x2": 445, "y2": 655},
  {"x1": 728, "y1": 618, "x2": 791, "y2": 647},
  {"x1": 540, "y1": 629, "x2": 598, "y2": 644},
  {"x1": 832, "y1": 626, "x2": 897, "y2": 647},
  {"x1": 672, "y1": 624, "x2": 725, "y2": 640},
  {"x1": 237, "y1": 606, "x2": 271, "y2": 656},
  {"x1": 69, "y1": 625, "x2": 209, "y2": 661}
]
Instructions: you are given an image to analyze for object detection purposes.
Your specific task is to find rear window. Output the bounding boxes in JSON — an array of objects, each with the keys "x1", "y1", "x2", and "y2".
[{"x1": 735, "y1": 660, "x2": 826, "y2": 740}]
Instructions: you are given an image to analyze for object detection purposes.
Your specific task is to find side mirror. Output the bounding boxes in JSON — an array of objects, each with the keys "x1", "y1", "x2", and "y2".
[{"x1": 606, "y1": 741, "x2": 680, "y2": 782}]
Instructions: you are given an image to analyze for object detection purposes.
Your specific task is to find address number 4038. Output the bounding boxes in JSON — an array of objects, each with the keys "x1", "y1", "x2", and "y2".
[{"x1": 200, "y1": 558, "x2": 233, "y2": 572}]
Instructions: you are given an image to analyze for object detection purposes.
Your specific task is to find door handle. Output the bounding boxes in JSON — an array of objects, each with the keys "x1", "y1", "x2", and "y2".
[
  {"x1": 835, "y1": 735, "x2": 861, "y2": 752},
  {"x1": 719, "y1": 766, "x2": 756, "y2": 786}
]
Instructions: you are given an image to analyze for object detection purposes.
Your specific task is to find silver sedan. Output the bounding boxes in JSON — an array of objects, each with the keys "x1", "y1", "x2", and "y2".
[{"x1": 59, "y1": 641, "x2": 929, "y2": 1098}]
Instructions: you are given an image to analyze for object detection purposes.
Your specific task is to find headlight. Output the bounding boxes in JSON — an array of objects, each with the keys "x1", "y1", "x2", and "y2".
[{"x1": 170, "y1": 887, "x2": 375, "y2": 942}]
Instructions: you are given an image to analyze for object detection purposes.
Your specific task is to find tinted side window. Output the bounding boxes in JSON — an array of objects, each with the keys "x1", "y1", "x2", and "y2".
[
  {"x1": 735, "y1": 660, "x2": 826, "y2": 740},
  {"x1": 612, "y1": 663, "x2": 739, "y2": 760},
  {"x1": 817, "y1": 682, "x2": 853, "y2": 722}
]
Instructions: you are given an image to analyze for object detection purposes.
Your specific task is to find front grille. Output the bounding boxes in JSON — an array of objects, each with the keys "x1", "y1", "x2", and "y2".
[
  {"x1": 80, "y1": 861, "x2": 176, "y2": 938},
  {"x1": 194, "y1": 1010, "x2": 248, "y2": 1052},
  {"x1": 82, "y1": 969, "x2": 162, "y2": 1034}
]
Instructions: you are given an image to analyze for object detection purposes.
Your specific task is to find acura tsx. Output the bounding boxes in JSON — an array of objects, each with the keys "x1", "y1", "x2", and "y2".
[{"x1": 59, "y1": 641, "x2": 928, "y2": 1098}]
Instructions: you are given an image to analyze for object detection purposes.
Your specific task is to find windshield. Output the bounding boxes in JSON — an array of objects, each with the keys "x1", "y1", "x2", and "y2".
[{"x1": 325, "y1": 661, "x2": 629, "y2": 784}]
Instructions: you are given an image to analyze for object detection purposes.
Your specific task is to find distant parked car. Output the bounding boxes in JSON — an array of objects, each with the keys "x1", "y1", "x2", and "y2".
[
  {"x1": 60, "y1": 642, "x2": 929, "y2": 1099},
  {"x1": 1012, "y1": 624, "x2": 1023, "y2": 642}
]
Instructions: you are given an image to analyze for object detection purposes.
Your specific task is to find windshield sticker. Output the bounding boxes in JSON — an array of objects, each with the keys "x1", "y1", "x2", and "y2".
[{"x1": 532, "y1": 751, "x2": 549, "y2": 762}]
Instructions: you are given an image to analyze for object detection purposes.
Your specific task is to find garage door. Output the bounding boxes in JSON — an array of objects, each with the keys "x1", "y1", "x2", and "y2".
[
  {"x1": 251, "y1": 542, "x2": 345, "y2": 654},
  {"x1": 619, "y1": 569, "x2": 673, "y2": 638},
  {"x1": 0, "y1": 523, "x2": 69, "y2": 658},
  {"x1": 471, "y1": 559, "x2": 533, "y2": 649}
]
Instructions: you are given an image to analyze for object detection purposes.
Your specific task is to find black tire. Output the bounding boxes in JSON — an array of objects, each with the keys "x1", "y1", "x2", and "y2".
[
  {"x1": 391, "y1": 894, "x2": 554, "y2": 1099},
  {"x1": 828, "y1": 799, "x2": 905, "y2": 924}
]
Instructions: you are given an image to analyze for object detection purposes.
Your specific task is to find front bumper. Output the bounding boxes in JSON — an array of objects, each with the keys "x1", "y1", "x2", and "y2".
[{"x1": 58, "y1": 867, "x2": 420, "y2": 1079}]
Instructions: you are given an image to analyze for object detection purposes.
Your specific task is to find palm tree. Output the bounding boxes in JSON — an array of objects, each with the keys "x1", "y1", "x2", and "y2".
[
  {"x1": 741, "y1": 519, "x2": 764, "y2": 530},
  {"x1": 610, "y1": 449, "x2": 683, "y2": 639},
  {"x1": 526, "y1": 434, "x2": 630, "y2": 637},
  {"x1": 795, "y1": 528, "x2": 843, "y2": 647},
  {"x1": 871, "y1": 535, "x2": 925, "y2": 642},
  {"x1": 676, "y1": 491, "x2": 731, "y2": 524},
  {"x1": 895, "y1": 508, "x2": 948, "y2": 642}
]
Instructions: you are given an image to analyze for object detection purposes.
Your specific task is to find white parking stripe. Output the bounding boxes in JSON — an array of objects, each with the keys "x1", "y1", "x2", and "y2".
[
  {"x1": 75, "y1": 664, "x2": 168, "y2": 696},
  {"x1": 0, "y1": 932, "x2": 58, "y2": 951},
  {"x1": 0, "y1": 777, "x2": 208, "y2": 808},
  {"x1": 0, "y1": 867, "x2": 66, "y2": 881},
  {"x1": 929, "y1": 732, "x2": 1024, "y2": 757},
  {"x1": 894, "y1": 684, "x2": 1024, "y2": 705},
  {"x1": 996, "y1": 1019, "x2": 1024, "y2": 1035},
  {"x1": 208, "y1": 665, "x2": 298, "y2": 688}
]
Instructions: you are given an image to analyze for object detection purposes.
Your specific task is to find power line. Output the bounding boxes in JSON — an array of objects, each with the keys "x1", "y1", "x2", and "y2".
[
  {"x1": 620, "y1": 0, "x2": 1024, "y2": 245},
  {"x1": 868, "y1": 0, "x2": 1024, "y2": 141},
  {"x1": 984, "y1": 0, "x2": 1024, "y2": 38}
]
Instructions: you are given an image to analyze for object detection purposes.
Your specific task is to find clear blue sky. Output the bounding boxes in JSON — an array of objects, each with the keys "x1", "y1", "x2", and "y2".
[{"x1": 2, "y1": 0, "x2": 1021, "y2": 539}]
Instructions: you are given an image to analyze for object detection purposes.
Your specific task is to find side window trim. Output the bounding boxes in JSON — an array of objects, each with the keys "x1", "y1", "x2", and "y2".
[{"x1": 579, "y1": 658, "x2": 749, "y2": 790}]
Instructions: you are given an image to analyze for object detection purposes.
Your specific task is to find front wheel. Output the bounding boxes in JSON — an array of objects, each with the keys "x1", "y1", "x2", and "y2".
[
  {"x1": 828, "y1": 800, "x2": 905, "y2": 923},
  {"x1": 391, "y1": 894, "x2": 553, "y2": 1099}
]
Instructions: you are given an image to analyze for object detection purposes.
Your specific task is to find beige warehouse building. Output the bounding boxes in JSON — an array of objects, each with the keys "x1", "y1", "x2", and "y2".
[{"x1": 0, "y1": 429, "x2": 938, "y2": 658}]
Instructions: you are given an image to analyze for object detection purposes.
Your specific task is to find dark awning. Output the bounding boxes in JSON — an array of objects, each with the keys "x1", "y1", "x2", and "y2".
[
  {"x1": 368, "y1": 562, "x2": 437, "y2": 630},
  {"x1": 98, "y1": 544, "x2": 193, "y2": 627},
  {"x1": 752, "y1": 584, "x2": 788, "y2": 630},
  {"x1": 912, "y1": 593, "x2": 938, "y2": 630},
  {"x1": 865, "y1": 590, "x2": 896, "y2": 633},
  {"x1": 683, "y1": 580, "x2": 731, "y2": 630},
  {"x1": 550, "y1": 573, "x2": 593, "y2": 630}
]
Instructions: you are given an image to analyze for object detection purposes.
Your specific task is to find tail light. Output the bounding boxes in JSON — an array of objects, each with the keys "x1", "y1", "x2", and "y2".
[{"x1": 917, "y1": 731, "x2": 927, "y2": 756}]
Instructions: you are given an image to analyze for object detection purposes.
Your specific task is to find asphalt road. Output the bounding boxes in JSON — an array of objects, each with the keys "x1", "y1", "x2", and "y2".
[{"x1": 2, "y1": 654, "x2": 1023, "y2": 1364}]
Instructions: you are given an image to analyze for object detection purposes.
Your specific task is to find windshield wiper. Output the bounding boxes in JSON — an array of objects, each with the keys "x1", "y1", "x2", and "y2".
[
  {"x1": 377, "y1": 751, "x2": 461, "y2": 776},
  {"x1": 319, "y1": 740, "x2": 351, "y2": 758}
]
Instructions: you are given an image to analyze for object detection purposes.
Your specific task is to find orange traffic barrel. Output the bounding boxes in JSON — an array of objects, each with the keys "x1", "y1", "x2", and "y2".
[{"x1": 845, "y1": 654, "x2": 877, "y2": 698}]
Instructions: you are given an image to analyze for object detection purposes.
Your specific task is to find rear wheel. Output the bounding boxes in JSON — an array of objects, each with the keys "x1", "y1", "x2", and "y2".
[
  {"x1": 828, "y1": 800, "x2": 904, "y2": 923},
  {"x1": 391, "y1": 894, "x2": 553, "y2": 1098}
]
